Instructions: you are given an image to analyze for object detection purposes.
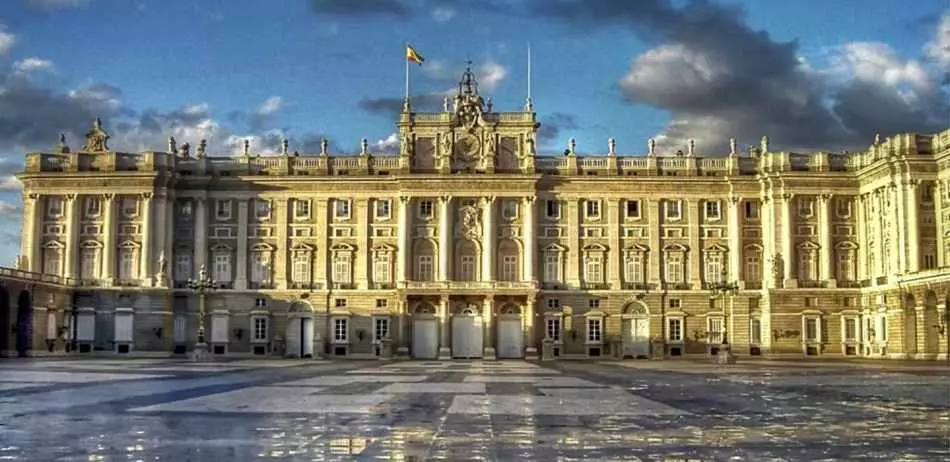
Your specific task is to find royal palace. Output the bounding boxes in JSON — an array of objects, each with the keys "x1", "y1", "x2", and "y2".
[{"x1": 1, "y1": 67, "x2": 949, "y2": 361}]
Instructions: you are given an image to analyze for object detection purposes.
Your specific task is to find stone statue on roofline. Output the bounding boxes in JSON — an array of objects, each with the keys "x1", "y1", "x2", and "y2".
[
  {"x1": 55, "y1": 133, "x2": 70, "y2": 154},
  {"x1": 168, "y1": 136, "x2": 177, "y2": 154},
  {"x1": 82, "y1": 117, "x2": 110, "y2": 152},
  {"x1": 197, "y1": 139, "x2": 207, "y2": 158},
  {"x1": 648, "y1": 138, "x2": 656, "y2": 156}
]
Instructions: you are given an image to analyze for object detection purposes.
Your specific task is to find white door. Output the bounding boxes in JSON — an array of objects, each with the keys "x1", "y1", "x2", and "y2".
[
  {"x1": 623, "y1": 317, "x2": 650, "y2": 357},
  {"x1": 412, "y1": 319, "x2": 438, "y2": 359},
  {"x1": 301, "y1": 317, "x2": 315, "y2": 358},
  {"x1": 497, "y1": 318, "x2": 523, "y2": 358},
  {"x1": 286, "y1": 317, "x2": 301, "y2": 358},
  {"x1": 452, "y1": 315, "x2": 483, "y2": 358}
]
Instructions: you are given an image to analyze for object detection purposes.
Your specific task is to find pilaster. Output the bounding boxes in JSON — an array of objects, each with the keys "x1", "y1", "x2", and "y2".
[
  {"x1": 482, "y1": 297, "x2": 496, "y2": 359},
  {"x1": 727, "y1": 197, "x2": 741, "y2": 285},
  {"x1": 438, "y1": 294, "x2": 451, "y2": 359},
  {"x1": 523, "y1": 195, "x2": 537, "y2": 282},
  {"x1": 608, "y1": 198, "x2": 621, "y2": 288},
  {"x1": 194, "y1": 197, "x2": 208, "y2": 271},
  {"x1": 234, "y1": 199, "x2": 249, "y2": 290},
  {"x1": 274, "y1": 198, "x2": 289, "y2": 288},
  {"x1": 647, "y1": 199, "x2": 661, "y2": 284},
  {"x1": 316, "y1": 198, "x2": 329, "y2": 286},
  {"x1": 936, "y1": 181, "x2": 946, "y2": 268},
  {"x1": 904, "y1": 181, "x2": 919, "y2": 272},
  {"x1": 481, "y1": 196, "x2": 495, "y2": 281},
  {"x1": 888, "y1": 184, "x2": 902, "y2": 276},
  {"x1": 524, "y1": 295, "x2": 538, "y2": 359},
  {"x1": 780, "y1": 193, "x2": 795, "y2": 287},
  {"x1": 21, "y1": 194, "x2": 42, "y2": 272},
  {"x1": 101, "y1": 194, "x2": 116, "y2": 284},
  {"x1": 397, "y1": 196, "x2": 410, "y2": 282},
  {"x1": 154, "y1": 193, "x2": 170, "y2": 286},
  {"x1": 356, "y1": 198, "x2": 370, "y2": 289},
  {"x1": 688, "y1": 199, "x2": 700, "y2": 287},
  {"x1": 63, "y1": 194, "x2": 80, "y2": 280},
  {"x1": 855, "y1": 194, "x2": 868, "y2": 281},
  {"x1": 438, "y1": 196, "x2": 452, "y2": 281},
  {"x1": 567, "y1": 198, "x2": 580, "y2": 286},
  {"x1": 818, "y1": 194, "x2": 834, "y2": 286},
  {"x1": 139, "y1": 193, "x2": 153, "y2": 287}
]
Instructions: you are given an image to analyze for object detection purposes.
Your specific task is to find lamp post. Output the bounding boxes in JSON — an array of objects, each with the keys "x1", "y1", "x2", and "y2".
[
  {"x1": 708, "y1": 269, "x2": 740, "y2": 364},
  {"x1": 186, "y1": 264, "x2": 216, "y2": 361}
]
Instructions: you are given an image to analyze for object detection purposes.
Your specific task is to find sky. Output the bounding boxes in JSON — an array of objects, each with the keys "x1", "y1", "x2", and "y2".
[{"x1": 0, "y1": 0, "x2": 947, "y2": 265}]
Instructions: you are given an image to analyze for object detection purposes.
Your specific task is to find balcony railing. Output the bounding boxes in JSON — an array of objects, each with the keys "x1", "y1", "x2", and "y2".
[
  {"x1": 580, "y1": 282, "x2": 611, "y2": 290},
  {"x1": 332, "y1": 282, "x2": 356, "y2": 290},
  {"x1": 662, "y1": 282, "x2": 693, "y2": 290}
]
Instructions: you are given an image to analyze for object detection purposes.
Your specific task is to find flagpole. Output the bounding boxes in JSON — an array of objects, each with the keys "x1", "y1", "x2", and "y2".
[{"x1": 404, "y1": 43, "x2": 410, "y2": 111}]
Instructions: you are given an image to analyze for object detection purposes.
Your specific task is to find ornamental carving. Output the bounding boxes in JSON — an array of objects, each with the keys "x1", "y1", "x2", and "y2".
[
  {"x1": 82, "y1": 118, "x2": 110, "y2": 152},
  {"x1": 458, "y1": 205, "x2": 481, "y2": 240}
]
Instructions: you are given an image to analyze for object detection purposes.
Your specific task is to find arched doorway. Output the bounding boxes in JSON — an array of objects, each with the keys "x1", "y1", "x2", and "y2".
[
  {"x1": 16, "y1": 290, "x2": 32, "y2": 357},
  {"x1": 904, "y1": 294, "x2": 917, "y2": 356},
  {"x1": 0, "y1": 286, "x2": 9, "y2": 357},
  {"x1": 411, "y1": 303, "x2": 438, "y2": 359},
  {"x1": 451, "y1": 303, "x2": 483, "y2": 358},
  {"x1": 285, "y1": 301, "x2": 315, "y2": 358},
  {"x1": 622, "y1": 301, "x2": 650, "y2": 358},
  {"x1": 496, "y1": 304, "x2": 523, "y2": 359}
]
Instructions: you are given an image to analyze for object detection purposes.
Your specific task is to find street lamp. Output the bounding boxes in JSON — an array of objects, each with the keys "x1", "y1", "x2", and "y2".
[
  {"x1": 186, "y1": 264, "x2": 216, "y2": 361},
  {"x1": 708, "y1": 269, "x2": 739, "y2": 364}
]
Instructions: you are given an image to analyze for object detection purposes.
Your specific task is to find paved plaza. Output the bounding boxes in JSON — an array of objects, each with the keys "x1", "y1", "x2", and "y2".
[{"x1": 0, "y1": 358, "x2": 947, "y2": 461}]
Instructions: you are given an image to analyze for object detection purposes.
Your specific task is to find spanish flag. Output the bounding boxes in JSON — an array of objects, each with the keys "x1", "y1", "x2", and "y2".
[{"x1": 406, "y1": 44, "x2": 424, "y2": 66}]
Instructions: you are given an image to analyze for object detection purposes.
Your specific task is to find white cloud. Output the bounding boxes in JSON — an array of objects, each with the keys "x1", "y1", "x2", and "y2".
[
  {"x1": 0, "y1": 199, "x2": 20, "y2": 217},
  {"x1": 257, "y1": 96, "x2": 283, "y2": 116},
  {"x1": 0, "y1": 175, "x2": 20, "y2": 191},
  {"x1": 925, "y1": 12, "x2": 950, "y2": 71},
  {"x1": 372, "y1": 133, "x2": 400, "y2": 153},
  {"x1": 477, "y1": 61, "x2": 507, "y2": 93},
  {"x1": 12, "y1": 57, "x2": 56, "y2": 74},
  {"x1": 432, "y1": 6, "x2": 455, "y2": 23},
  {"x1": 0, "y1": 27, "x2": 15, "y2": 57}
]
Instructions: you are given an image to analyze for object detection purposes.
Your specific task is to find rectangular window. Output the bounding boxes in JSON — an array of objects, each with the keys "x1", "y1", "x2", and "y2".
[
  {"x1": 215, "y1": 199, "x2": 231, "y2": 220},
  {"x1": 334, "y1": 318, "x2": 348, "y2": 342},
  {"x1": 501, "y1": 255, "x2": 518, "y2": 281},
  {"x1": 213, "y1": 253, "x2": 230, "y2": 282},
  {"x1": 750, "y1": 318, "x2": 762, "y2": 344},
  {"x1": 374, "y1": 318, "x2": 390, "y2": 341},
  {"x1": 666, "y1": 254, "x2": 683, "y2": 283},
  {"x1": 745, "y1": 254, "x2": 761, "y2": 281},
  {"x1": 798, "y1": 197, "x2": 814, "y2": 217},
  {"x1": 178, "y1": 201, "x2": 193, "y2": 219},
  {"x1": 705, "y1": 201, "x2": 721, "y2": 220},
  {"x1": 544, "y1": 253, "x2": 561, "y2": 283},
  {"x1": 744, "y1": 201, "x2": 759, "y2": 220},
  {"x1": 546, "y1": 318, "x2": 561, "y2": 341},
  {"x1": 588, "y1": 299, "x2": 600, "y2": 309},
  {"x1": 923, "y1": 253, "x2": 936, "y2": 270},
  {"x1": 335, "y1": 298, "x2": 347, "y2": 308},
  {"x1": 255, "y1": 199, "x2": 271, "y2": 219},
  {"x1": 805, "y1": 318, "x2": 819, "y2": 342},
  {"x1": 708, "y1": 317, "x2": 723, "y2": 344},
  {"x1": 546, "y1": 298, "x2": 560, "y2": 309},
  {"x1": 665, "y1": 200, "x2": 681, "y2": 220},
  {"x1": 921, "y1": 185, "x2": 934, "y2": 204},
  {"x1": 175, "y1": 254, "x2": 192, "y2": 281},
  {"x1": 502, "y1": 200, "x2": 518, "y2": 219},
  {"x1": 667, "y1": 318, "x2": 683, "y2": 342},
  {"x1": 374, "y1": 253, "x2": 391, "y2": 284},
  {"x1": 836, "y1": 198, "x2": 852, "y2": 217},
  {"x1": 80, "y1": 248, "x2": 97, "y2": 280},
  {"x1": 459, "y1": 255, "x2": 476, "y2": 281},
  {"x1": 120, "y1": 198, "x2": 138, "y2": 218},
  {"x1": 375, "y1": 199, "x2": 391, "y2": 220},
  {"x1": 418, "y1": 200, "x2": 434, "y2": 219},
  {"x1": 705, "y1": 254, "x2": 723, "y2": 283},
  {"x1": 250, "y1": 253, "x2": 270, "y2": 284},
  {"x1": 293, "y1": 199, "x2": 311, "y2": 219},
  {"x1": 843, "y1": 318, "x2": 857, "y2": 342},
  {"x1": 333, "y1": 254, "x2": 352, "y2": 283},
  {"x1": 799, "y1": 252, "x2": 815, "y2": 281},
  {"x1": 585, "y1": 200, "x2": 601, "y2": 219},
  {"x1": 545, "y1": 200, "x2": 560, "y2": 219},
  {"x1": 118, "y1": 249, "x2": 136, "y2": 280},
  {"x1": 293, "y1": 254, "x2": 310, "y2": 283},
  {"x1": 625, "y1": 254, "x2": 644, "y2": 283},
  {"x1": 416, "y1": 255, "x2": 434, "y2": 281},
  {"x1": 625, "y1": 200, "x2": 640, "y2": 219},
  {"x1": 375, "y1": 299, "x2": 388, "y2": 309},
  {"x1": 43, "y1": 250, "x2": 61, "y2": 275},
  {"x1": 333, "y1": 199, "x2": 349, "y2": 219},
  {"x1": 47, "y1": 197, "x2": 63, "y2": 217},
  {"x1": 84, "y1": 197, "x2": 101, "y2": 217},
  {"x1": 587, "y1": 318, "x2": 602, "y2": 343},
  {"x1": 253, "y1": 317, "x2": 268, "y2": 341},
  {"x1": 837, "y1": 252, "x2": 853, "y2": 281},
  {"x1": 585, "y1": 255, "x2": 603, "y2": 283}
]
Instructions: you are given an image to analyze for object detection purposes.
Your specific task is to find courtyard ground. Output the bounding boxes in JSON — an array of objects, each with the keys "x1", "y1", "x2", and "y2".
[{"x1": 0, "y1": 357, "x2": 947, "y2": 461}]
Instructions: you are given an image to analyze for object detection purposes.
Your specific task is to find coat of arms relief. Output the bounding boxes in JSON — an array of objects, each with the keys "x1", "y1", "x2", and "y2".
[{"x1": 457, "y1": 205, "x2": 481, "y2": 240}]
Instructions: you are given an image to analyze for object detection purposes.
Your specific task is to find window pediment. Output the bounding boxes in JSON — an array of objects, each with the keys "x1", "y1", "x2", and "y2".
[
  {"x1": 331, "y1": 243, "x2": 355, "y2": 252},
  {"x1": 582, "y1": 243, "x2": 608, "y2": 252},
  {"x1": 543, "y1": 243, "x2": 566, "y2": 253},
  {"x1": 210, "y1": 243, "x2": 232, "y2": 252},
  {"x1": 250, "y1": 243, "x2": 275, "y2": 252},
  {"x1": 663, "y1": 243, "x2": 688, "y2": 252},
  {"x1": 705, "y1": 243, "x2": 729, "y2": 252},
  {"x1": 744, "y1": 243, "x2": 763, "y2": 252},
  {"x1": 624, "y1": 243, "x2": 650, "y2": 253},
  {"x1": 373, "y1": 243, "x2": 396, "y2": 252},
  {"x1": 797, "y1": 241, "x2": 820, "y2": 250},
  {"x1": 43, "y1": 240, "x2": 65, "y2": 249},
  {"x1": 79, "y1": 240, "x2": 102, "y2": 248},
  {"x1": 290, "y1": 242, "x2": 314, "y2": 252},
  {"x1": 118, "y1": 240, "x2": 141, "y2": 249},
  {"x1": 835, "y1": 241, "x2": 858, "y2": 251}
]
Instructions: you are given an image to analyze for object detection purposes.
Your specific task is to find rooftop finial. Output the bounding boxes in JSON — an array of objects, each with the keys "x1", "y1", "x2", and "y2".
[
  {"x1": 83, "y1": 117, "x2": 110, "y2": 152},
  {"x1": 281, "y1": 137, "x2": 289, "y2": 156},
  {"x1": 761, "y1": 135, "x2": 769, "y2": 153},
  {"x1": 361, "y1": 138, "x2": 369, "y2": 155},
  {"x1": 874, "y1": 133, "x2": 881, "y2": 145},
  {"x1": 320, "y1": 137, "x2": 328, "y2": 156},
  {"x1": 729, "y1": 138, "x2": 737, "y2": 156},
  {"x1": 168, "y1": 136, "x2": 177, "y2": 154},
  {"x1": 525, "y1": 43, "x2": 534, "y2": 112},
  {"x1": 56, "y1": 133, "x2": 70, "y2": 154},
  {"x1": 458, "y1": 60, "x2": 478, "y2": 96},
  {"x1": 608, "y1": 138, "x2": 616, "y2": 156},
  {"x1": 567, "y1": 137, "x2": 576, "y2": 156},
  {"x1": 648, "y1": 138, "x2": 656, "y2": 156},
  {"x1": 687, "y1": 139, "x2": 695, "y2": 157},
  {"x1": 197, "y1": 139, "x2": 207, "y2": 158},
  {"x1": 243, "y1": 138, "x2": 250, "y2": 156}
]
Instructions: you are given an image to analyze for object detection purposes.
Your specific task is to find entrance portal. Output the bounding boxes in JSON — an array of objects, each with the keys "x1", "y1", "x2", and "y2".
[
  {"x1": 622, "y1": 302, "x2": 650, "y2": 358},
  {"x1": 496, "y1": 304, "x2": 523, "y2": 359},
  {"x1": 412, "y1": 303, "x2": 439, "y2": 359},
  {"x1": 451, "y1": 305, "x2": 483, "y2": 358}
]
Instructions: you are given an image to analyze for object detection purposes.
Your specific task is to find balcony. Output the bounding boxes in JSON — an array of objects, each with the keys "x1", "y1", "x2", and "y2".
[
  {"x1": 744, "y1": 281, "x2": 762, "y2": 290},
  {"x1": 249, "y1": 282, "x2": 275, "y2": 290},
  {"x1": 332, "y1": 282, "x2": 356, "y2": 290},
  {"x1": 370, "y1": 282, "x2": 396, "y2": 290},
  {"x1": 799, "y1": 280, "x2": 828, "y2": 288},
  {"x1": 289, "y1": 282, "x2": 324, "y2": 290},
  {"x1": 836, "y1": 280, "x2": 861, "y2": 288},
  {"x1": 662, "y1": 282, "x2": 693, "y2": 290},
  {"x1": 541, "y1": 282, "x2": 568, "y2": 290},
  {"x1": 621, "y1": 282, "x2": 655, "y2": 291},
  {"x1": 580, "y1": 282, "x2": 611, "y2": 290}
]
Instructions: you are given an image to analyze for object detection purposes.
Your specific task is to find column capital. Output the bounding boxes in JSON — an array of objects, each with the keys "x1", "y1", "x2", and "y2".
[
  {"x1": 140, "y1": 192, "x2": 153, "y2": 201},
  {"x1": 781, "y1": 193, "x2": 794, "y2": 202},
  {"x1": 399, "y1": 195, "x2": 411, "y2": 205},
  {"x1": 481, "y1": 195, "x2": 496, "y2": 205},
  {"x1": 818, "y1": 193, "x2": 832, "y2": 203},
  {"x1": 27, "y1": 192, "x2": 39, "y2": 202},
  {"x1": 101, "y1": 193, "x2": 115, "y2": 201},
  {"x1": 439, "y1": 195, "x2": 452, "y2": 204},
  {"x1": 524, "y1": 195, "x2": 537, "y2": 205},
  {"x1": 64, "y1": 193, "x2": 77, "y2": 202},
  {"x1": 440, "y1": 294, "x2": 450, "y2": 304},
  {"x1": 728, "y1": 196, "x2": 742, "y2": 205}
]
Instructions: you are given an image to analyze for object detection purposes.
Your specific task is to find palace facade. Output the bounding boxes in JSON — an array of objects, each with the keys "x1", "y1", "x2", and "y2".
[{"x1": 2, "y1": 67, "x2": 949, "y2": 360}]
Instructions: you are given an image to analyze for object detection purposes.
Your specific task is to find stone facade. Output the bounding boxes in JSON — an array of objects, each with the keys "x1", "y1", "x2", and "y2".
[{"x1": 3, "y1": 68, "x2": 949, "y2": 359}]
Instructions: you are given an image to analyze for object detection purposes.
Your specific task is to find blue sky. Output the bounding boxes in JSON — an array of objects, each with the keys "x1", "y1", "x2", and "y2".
[{"x1": 0, "y1": 0, "x2": 947, "y2": 265}]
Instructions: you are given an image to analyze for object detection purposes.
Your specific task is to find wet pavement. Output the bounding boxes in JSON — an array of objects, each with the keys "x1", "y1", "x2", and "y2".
[{"x1": 0, "y1": 357, "x2": 947, "y2": 461}]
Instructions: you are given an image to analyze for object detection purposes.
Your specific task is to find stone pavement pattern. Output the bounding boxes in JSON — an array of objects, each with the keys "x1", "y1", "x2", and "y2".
[{"x1": 0, "y1": 358, "x2": 947, "y2": 460}]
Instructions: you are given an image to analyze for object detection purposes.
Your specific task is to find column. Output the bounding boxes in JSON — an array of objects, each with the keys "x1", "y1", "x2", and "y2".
[
  {"x1": 438, "y1": 196, "x2": 452, "y2": 281},
  {"x1": 818, "y1": 194, "x2": 833, "y2": 286},
  {"x1": 727, "y1": 197, "x2": 742, "y2": 285},
  {"x1": 194, "y1": 197, "x2": 208, "y2": 271},
  {"x1": 315, "y1": 198, "x2": 329, "y2": 287},
  {"x1": 647, "y1": 199, "x2": 661, "y2": 284},
  {"x1": 20, "y1": 193, "x2": 42, "y2": 272},
  {"x1": 780, "y1": 193, "x2": 794, "y2": 287},
  {"x1": 905, "y1": 181, "x2": 919, "y2": 272},
  {"x1": 356, "y1": 198, "x2": 370, "y2": 289},
  {"x1": 274, "y1": 198, "x2": 289, "y2": 288},
  {"x1": 438, "y1": 295, "x2": 451, "y2": 359},
  {"x1": 139, "y1": 193, "x2": 153, "y2": 286},
  {"x1": 566, "y1": 198, "x2": 580, "y2": 286},
  {"x1": 153, "y1": 193, "x2": 170, "y2": 286},
  {"x1": 523, "y1": 196, "x2": 537, "y2": 282},
  {"x1": 396, "y1": 296, "x2": 409, "y2": 356},
  {"x1": 397, "y1": 196, "x2": 410, "y2": 282},
  {"x1": 234, "y1": 199, "x2": 249, "y2": 290},
  {"x1": 63, "y1": 194, "x2": 80, "y2": 280},
  {"x1": 524, "y1": 295, "x2": 538, "y2": 359},
  {"x1": 482, "y1": 297, "x2": 496, "y2": 359},
  {"x1": 761, "y1": 194, "x2": 775, "y2": 288},
  {"x1": 101, "y1": 194, "x2": 116, "y2": 283},
  {"x1": 607, "y1": 199, "x2": 621, "y2": 288},
  {"x1": 888, "y1": 184, "x2": 902, "y2": 276},
  {"x1": 936, "y1": 181, "x2": 946, "y2": 268},
  {"x1": 481, "y1": 196, "x2": 495, "y2": 281},
  {"x1": 688, "y1": 199, "x2": 700, "y2": 287},
  {"x1": 855, "y1": 194, "x2": 868, "y2": 281}
]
